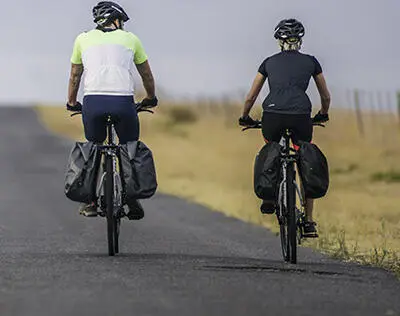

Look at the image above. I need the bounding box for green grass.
[166,105,199,124]
[331,163,359,175]
[371,170,400,183]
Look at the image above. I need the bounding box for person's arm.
[132,35,157,104]
[67,63,84,106]
[67,34,84,107]
[313,73,331,115]
[136,61,155,99]
[242,73,266,117]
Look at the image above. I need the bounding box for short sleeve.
[258,59,268,77]
[70,34,83,64]
[133,35,148,65]
[311,56,322,76]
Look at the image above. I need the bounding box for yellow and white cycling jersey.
[71,29,148,96]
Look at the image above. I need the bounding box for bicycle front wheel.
[105,154,115,256]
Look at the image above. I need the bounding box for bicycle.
[69,104,153,256]
[243,121,324,264]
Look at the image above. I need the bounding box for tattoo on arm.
[68,64,83,105]
[136,61,155,98]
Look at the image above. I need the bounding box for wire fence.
[164,87,400,138]
[337,89,400,137]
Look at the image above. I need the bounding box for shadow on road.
[13,251,380,281]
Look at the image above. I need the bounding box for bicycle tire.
[278,166,290,262]
[286,162,297,264]
[114,218,120,254]
[113,172,123,254]
[105,154,115,256]
[280,219,290,262]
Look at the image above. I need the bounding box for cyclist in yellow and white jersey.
[66,1,158,219]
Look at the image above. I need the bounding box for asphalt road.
[0,108,398,316]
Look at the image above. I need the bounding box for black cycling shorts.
[262,112,312,143]
[82,95,139,144]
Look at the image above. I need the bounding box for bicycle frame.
[92,117,124,256]
[276,131,305,222]
[242,120,323,264]
[67,104,154,256]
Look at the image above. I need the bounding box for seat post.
[283,129,291,154]
[106,116,114,145]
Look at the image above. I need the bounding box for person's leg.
[82,95,107,143]
[303,199,318,237]
[261,112,284,143]
[110,96,143,219]
[260,113,284,214]
[79,96,107,217]
[290,115,318,236]
[112,96,139,144]
[305,198,314,221]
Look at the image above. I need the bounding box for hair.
[96,18,124,31]
[278,38,302,51]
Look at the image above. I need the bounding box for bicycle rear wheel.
[105,154,115,256]
[286,162,297,264]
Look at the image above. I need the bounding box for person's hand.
[140,96,158,108]
[238,115,258,126]
[66,101,82,112]
[312,110,329,123]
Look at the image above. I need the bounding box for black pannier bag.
[65,142,100,203]
[120,141,157,201]
[253,142,282,200]
[297,141,329,199]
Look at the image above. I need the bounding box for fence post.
[346,89,353,108]
[354,89,364,136]
[368,91,376,124]
[397,91,400,126]
[386,91,393,113]
[377,91,383,113]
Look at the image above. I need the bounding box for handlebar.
[241,121,262,131]
[68,102,154,117]
[70,111,82,117]
[241,121,325,131]
[135,102,155,114]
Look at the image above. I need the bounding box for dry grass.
[36,103,400,275]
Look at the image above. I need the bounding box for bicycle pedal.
[116,209,126,219]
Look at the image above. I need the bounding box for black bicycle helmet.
[274,19,305,40]
[93,1,130,27]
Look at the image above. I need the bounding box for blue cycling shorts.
[82,95,139,144]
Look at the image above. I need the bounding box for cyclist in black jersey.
[239,19,331,237]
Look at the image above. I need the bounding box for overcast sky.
[1,0,399,104]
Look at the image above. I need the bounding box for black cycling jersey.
[258,51,322,115]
